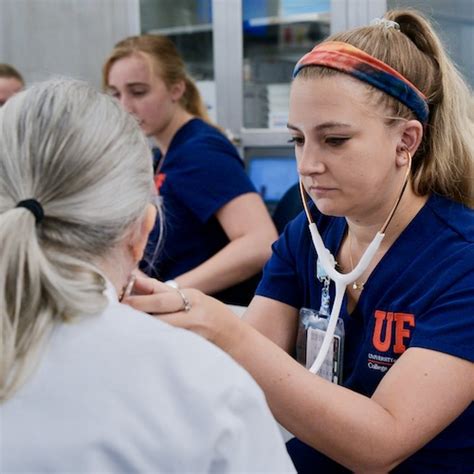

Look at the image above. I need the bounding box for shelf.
[248,12,330,28]
[146,12,330,35]
[147,23,212,35]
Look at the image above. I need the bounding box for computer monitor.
[245,148,299,212]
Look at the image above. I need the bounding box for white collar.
[103,277,120,303]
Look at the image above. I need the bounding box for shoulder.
[55,302,273,438]
[175,119,241,161]
[105,302,264,393]
[107,305,296,470]
[427,194,474,243]
[4,303,292,472]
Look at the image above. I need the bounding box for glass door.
[140,0,216,120]
[242,1,331,130]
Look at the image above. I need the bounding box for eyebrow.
[287,121,352,131]
[107,82,148,90]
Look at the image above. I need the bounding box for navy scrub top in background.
[256,194,474,473]
[141,118,259,305]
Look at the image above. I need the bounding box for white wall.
[0,0,140,88]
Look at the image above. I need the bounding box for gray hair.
[0,79,156,401]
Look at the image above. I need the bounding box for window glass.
[242,0,331,129]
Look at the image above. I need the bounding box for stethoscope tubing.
[300,152,412,375]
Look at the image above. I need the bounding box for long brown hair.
[103,34,211,123]
[297,9,473,207]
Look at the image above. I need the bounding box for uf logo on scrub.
[154,173,166,191]
[372,310,415,354]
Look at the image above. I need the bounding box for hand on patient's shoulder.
[124,276,243,349]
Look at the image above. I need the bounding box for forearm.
[228,323,411,472]
[126,283,471,471]
[174,233,273,294]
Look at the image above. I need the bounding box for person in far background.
[0,63,24,106]
[103,35,278,306]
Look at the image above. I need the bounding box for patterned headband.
[293,41,429,124]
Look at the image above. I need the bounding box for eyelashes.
[288,136,351,147]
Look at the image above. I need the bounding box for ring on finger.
[176,288,192,312]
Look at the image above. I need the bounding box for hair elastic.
[16,199,44,223]
[370,18,400,30]
[293,41,429,124]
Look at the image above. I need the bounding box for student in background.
[0,63,24,106]
[126,9,474,472]
[103,35,277,305]
[0,78,295,473]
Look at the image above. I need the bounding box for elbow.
[254,229,277,265]
[346,449,408,473]
[260,223,279,251]
[237,235,274,277]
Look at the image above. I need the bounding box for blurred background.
[1,0,472,211]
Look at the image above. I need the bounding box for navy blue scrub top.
[141,118,257,304]
[257,194,474,473]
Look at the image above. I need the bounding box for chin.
[313,199,346,218]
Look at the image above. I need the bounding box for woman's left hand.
[123,276,244,350]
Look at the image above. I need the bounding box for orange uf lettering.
[372,310,393,352]
[154,173,166,191]
[393,312,415,354]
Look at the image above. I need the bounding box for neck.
[154,108,194,155]
[347,184,428,250]
[97,252,134,300]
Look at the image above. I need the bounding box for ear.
[130,203,157,262]
[170,80,186,102]
[395,119,423,167]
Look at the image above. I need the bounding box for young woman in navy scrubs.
[103,35,277,305]
[126,10,473,473]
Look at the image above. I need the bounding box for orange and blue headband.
[293,41,429,124]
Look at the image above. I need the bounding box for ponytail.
[302,9,473,207]
[386,10,474,207]
[0,210,107,401]
[181,76,211,122]
[0,79,155,401]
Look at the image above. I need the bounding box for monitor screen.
[246,155,299,205]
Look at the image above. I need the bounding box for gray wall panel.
[0,0,139,88]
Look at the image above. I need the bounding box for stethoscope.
[299,152,411,375]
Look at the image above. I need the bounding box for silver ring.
[176,288,192,312]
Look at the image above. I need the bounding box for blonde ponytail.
[386,10,474,207]
[299,9,473,207]
[181,76,211,122]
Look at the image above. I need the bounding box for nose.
[296,144,326,177]
[119,94,135,115]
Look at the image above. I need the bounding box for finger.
[132,276,170,296]
[125,289,188,314]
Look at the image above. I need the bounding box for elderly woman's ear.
[129,203,157,262]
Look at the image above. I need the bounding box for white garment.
[1,285,295,473]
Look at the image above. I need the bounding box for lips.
[309,185,337,192]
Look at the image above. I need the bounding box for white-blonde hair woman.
[0,79,295,473]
